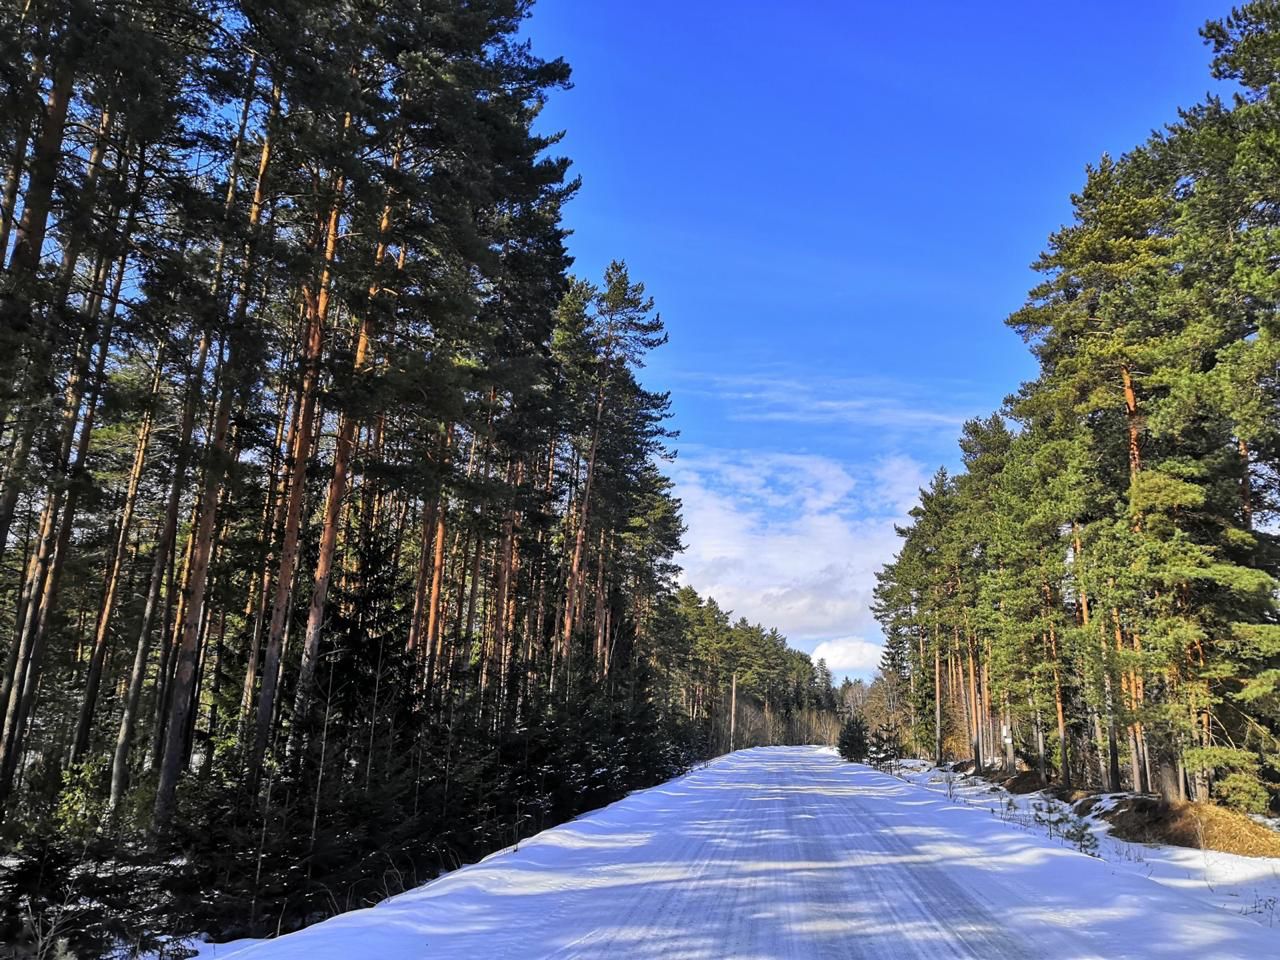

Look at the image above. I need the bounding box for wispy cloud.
[674,370,974,432]
[657,363,957,679]
[667,447,928,677]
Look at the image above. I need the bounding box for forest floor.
[180,746,1279,959]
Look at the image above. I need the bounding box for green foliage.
[1063,816,1100,857]
[1213,773,1272,815]
[0,0,835,953]
[1185,747,1272,813]
[867,726,903,772]
[871,2,1280,815]
[838,715,869,762]
[661,586,840,751]
[53,758,110,844]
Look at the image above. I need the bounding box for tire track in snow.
[213,746,1279,960]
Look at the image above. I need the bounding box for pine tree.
[873,4,1280,812]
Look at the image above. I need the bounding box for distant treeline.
[873,4,1280,815]
[668,587,841,752]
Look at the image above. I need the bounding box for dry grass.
[1098,796,1280,859]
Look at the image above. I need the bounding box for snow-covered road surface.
[207,746,1277,959]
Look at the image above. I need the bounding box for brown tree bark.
[483,463,517,699]
[0,114,32,261]
[933,634,942,763]
[1239,437,1252,530]
[407,498,438,656]
[0,233,124,800]
[1074,525,1121,791]
[1120,363,1142,482]
[562,384,606,654]
[290,152,398,746]
[70,351,161,765]
[249,126,347,789]
[238,379,294,738]
[966,637,982,772]
[2,58,72,308]
[155,86,281,825]
[152,352,238,829]
[1047,622,1070,789]
[0,61,77,562]
[108,328,211,812]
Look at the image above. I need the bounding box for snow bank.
[178,746,1279,959]
[895,760,1280,929]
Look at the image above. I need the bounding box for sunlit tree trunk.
[290,153,397,746]
[248,104,347,790]
[1046,622,1070,789]
[0,60,75,561]
[562,385,605,653]
[70,352,161,765]
[109,329,211,813]
[158,87,281,824]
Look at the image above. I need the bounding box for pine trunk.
[290,160,396,742]
[108,328,211,811]
[251,105,339,792]
[70,354,161,765]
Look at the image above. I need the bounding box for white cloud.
[668,447,927,650]
[811,637,884,673]
[870,454,932,516]
[676,371,972,433]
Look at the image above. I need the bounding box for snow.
[894,758,1280,930]
[184,939,263,958]
[183,746,1279,959]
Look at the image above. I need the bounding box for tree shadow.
[219,747,1275,960]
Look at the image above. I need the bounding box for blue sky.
[522,1,1230,678]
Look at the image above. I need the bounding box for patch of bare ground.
[1045,784,1093,803]
[986,766,1086,800]
[1085,795,1280,859]
[991,769,1050,795]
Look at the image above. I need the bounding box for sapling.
[1063,816,1099,856]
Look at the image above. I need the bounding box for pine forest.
[0,1,838,952]
[871,7,1280,818]
[4,1,1280,958]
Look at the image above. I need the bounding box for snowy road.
[210,746,1277,959]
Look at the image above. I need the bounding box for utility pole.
[730,671,737,752]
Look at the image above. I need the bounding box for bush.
[868,726,903,773]
[1062,816,1099,856]
[837,716,869,762]
[1213,772,1271,815]
[1184,746,1273,815]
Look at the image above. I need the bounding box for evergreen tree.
[0,2,839,952]
[873,4,1280,814]
[838,715,869,763]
